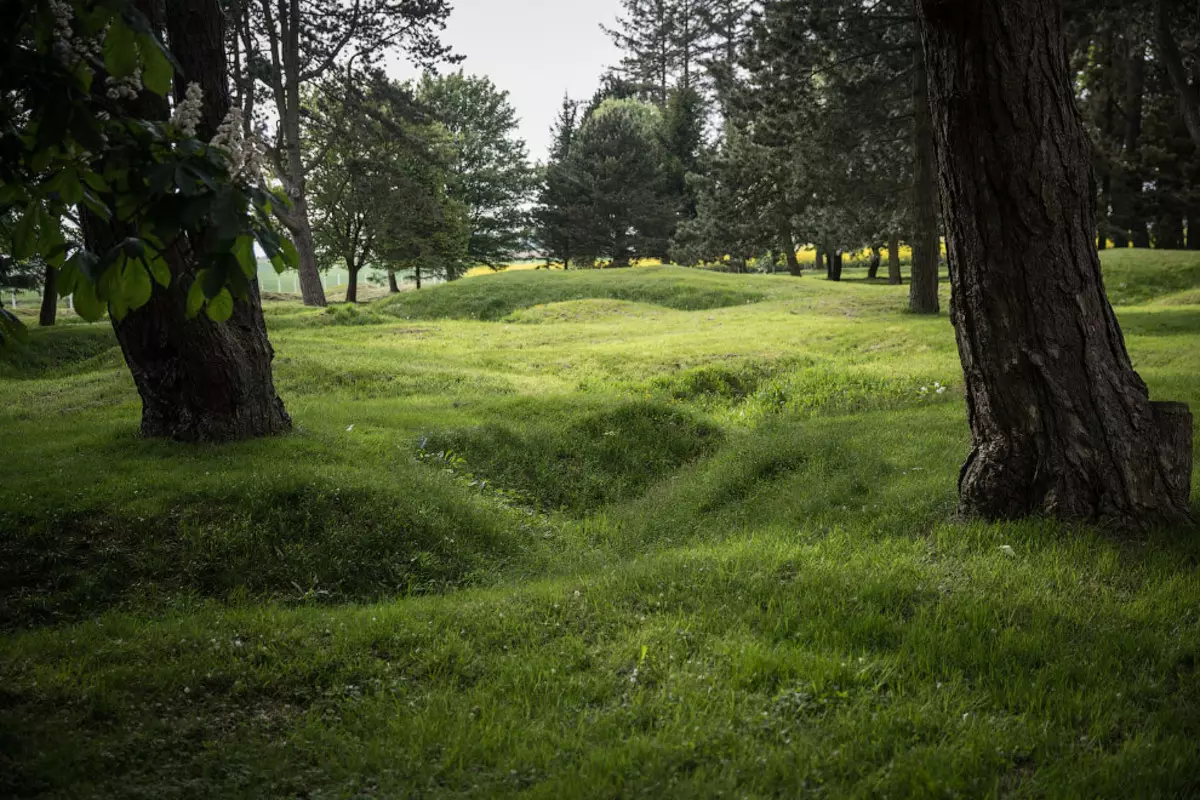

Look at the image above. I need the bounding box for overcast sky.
[390,0,624,162]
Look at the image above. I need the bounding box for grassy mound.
[379,266,768,321]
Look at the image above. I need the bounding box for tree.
[229,0,454,307]
[569,99,675,266]
[416,72,536,272]
[533,96,588,269]
[915,0,1192,526]
[2,0,299,440]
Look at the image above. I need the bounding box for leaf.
[280,236,300,269]
[138,34,172,97]
[205,288,234,323]
[103,18,139,79]
[73,277,107,322]
[233,235,257,278]
[145,252,171,288]
[13,204,39,261]
[123,257,153,310]
[186,274,207,318]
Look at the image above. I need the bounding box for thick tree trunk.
[345,262,359,304]
[868,247,881,279]
[888,235,902,284]
[39,263,57,327]
[910,38,941,314]
[94,0,291,442]
[916,0,1192,527]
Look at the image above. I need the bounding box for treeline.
[532,0,1200,313]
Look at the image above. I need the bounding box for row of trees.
[305,72,534,302]
[530,0,1200,315]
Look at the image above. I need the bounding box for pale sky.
[390,0,624,162]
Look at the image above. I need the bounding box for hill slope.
[1,251,1198,798]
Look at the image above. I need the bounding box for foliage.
[0,0,297,342]
[416,72,536,271]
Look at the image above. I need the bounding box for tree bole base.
[958,401,1194,529]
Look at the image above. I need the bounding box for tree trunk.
[345,262,359,304]
[910,37,941,314]
[888,235,902,284]
[786,245,801,277]
[916,0,1192,527]
[1156,0,1200,150]
[93,0,291,442]
[868,247,881,279]
[388,269,399,293]
[39,263,57,327]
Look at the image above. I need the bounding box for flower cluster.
[210,107,246,174]
[49,0,102,67]
[105,72,143,101]
[170,83,204,138]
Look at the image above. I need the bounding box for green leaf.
[73,278,107,322]
[145,252,171,288]
[138,34,172,96]
[123,257,153,310]
[103,19,139,79]
[186,274,207,318]
[280,236,300,269]
[205,288,234,323]
[233,235,257,278]
[13,204,39,261]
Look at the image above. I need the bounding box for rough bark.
[887,235,902,284]
[98,0,291,442]
[910,36,941,314]
[916,0,1193,527]
[39,263,57,327]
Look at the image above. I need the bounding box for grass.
[1,252,1199,798]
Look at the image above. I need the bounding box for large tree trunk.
[345,262,359,304]
[887,235,902,285]
[96,0,291,442]
[1115,38,1150,249]
[916,0,1192,527]
[39,263,57,327]
[910,37,941,314]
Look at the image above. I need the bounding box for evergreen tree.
[533,96,588,269]
[570,99,675,266]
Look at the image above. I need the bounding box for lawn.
[1,251,1199,798]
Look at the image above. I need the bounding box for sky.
[390,0,624,162]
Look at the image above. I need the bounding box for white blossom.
[210,107,246,175]
[171,82,204,138]
[105,72,143,101]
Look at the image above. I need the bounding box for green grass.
[1,252,1199,798]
